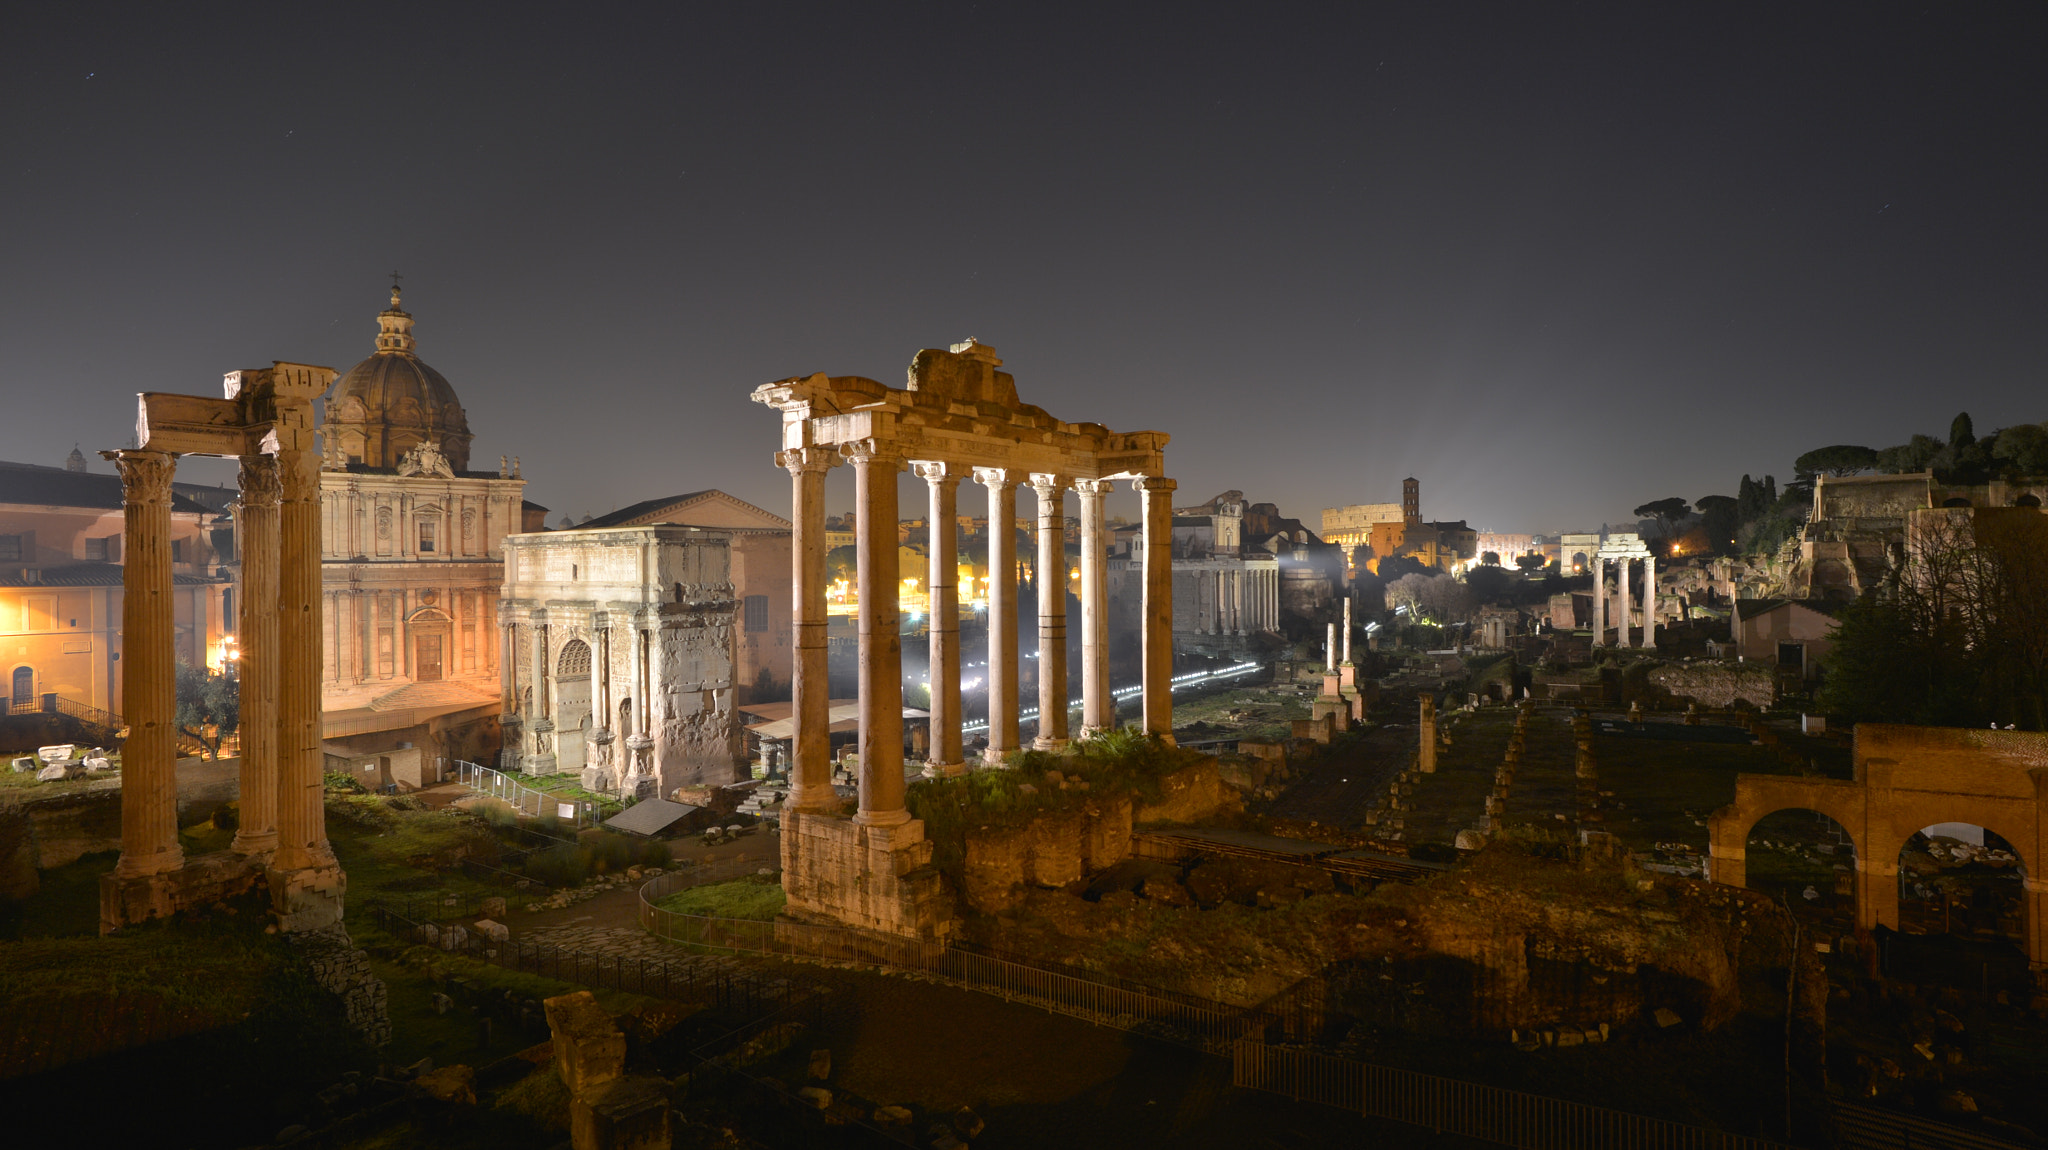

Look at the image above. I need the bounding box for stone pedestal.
[780,809,953,940]
[266,857,348,933]
[99,850,260,935]
[1311,672,1348,732]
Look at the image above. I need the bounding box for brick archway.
[1708,724,2048,973]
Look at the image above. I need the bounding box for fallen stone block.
[413,1064,476,1105]
[474,918,510,943]
[798,1086,832,1109]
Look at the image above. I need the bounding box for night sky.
[4,4,2043,534]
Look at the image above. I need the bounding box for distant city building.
[0,458,229,722]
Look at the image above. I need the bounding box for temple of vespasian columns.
[753,339,1174,939]
[98,363,346,934]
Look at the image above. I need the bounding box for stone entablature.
[1708,724,2048,973]
[754,339,1174,940]
[499,526,743,796]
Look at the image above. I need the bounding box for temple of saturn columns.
[752,339,1173,939]
[99,363,346,934]
[1590,532,1657,651]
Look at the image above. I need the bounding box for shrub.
[523,843,588,887]
[322,771,365,795]
[632,839,672,869]
[475,798,520,831]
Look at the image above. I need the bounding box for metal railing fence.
[452,759,604,827]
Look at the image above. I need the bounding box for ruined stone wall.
[1135,760,1232,825]
[1646,663,1775,710]
[961,795,1134,914]
[290,922,392,1045]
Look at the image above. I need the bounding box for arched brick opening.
[1891,821,2030,947]
[1740,808,1861,923]
[1710,725,2048,975]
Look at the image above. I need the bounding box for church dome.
[323,285,474,471]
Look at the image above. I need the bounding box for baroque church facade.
[310,288,529,771]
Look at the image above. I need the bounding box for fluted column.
[1138,476,1177,743]
[272,450,332,871]
[848,441,907,825]
[1618,558,1634,648]
[1592,556,1608,646]
[231,454,280,856]
[916,462,964,776]
[780,447,838,806]
[1643,554,1657,652]
[109,450,182,878]
[1031,474,1069,751]
[1076,477,1113,736]
[976,468,1019,763]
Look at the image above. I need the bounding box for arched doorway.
[554,639,592,775]
[1887,823,2031,988]
[10,666,33,712]
[1743,809,1860,937]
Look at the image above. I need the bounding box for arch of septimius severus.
[99,364,345,934]
[753,339,1173,939]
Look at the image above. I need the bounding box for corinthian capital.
[840,439,901,469]
[237,454,282,504]
[107,450,177,505]
[1133,475,1178,496]
[1072,477,1116,496]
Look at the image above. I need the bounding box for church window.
[745,595,769,633]
[171,540,187,563]
[419,521,437,553]
[0,535,23,561]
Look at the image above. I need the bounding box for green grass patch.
[653,875,786,921]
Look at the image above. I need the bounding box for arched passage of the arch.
[1739,807,1861,921]
[1890,821,2030,947]
[553,639,594,775]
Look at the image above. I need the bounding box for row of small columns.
[107,449,332,879]
[781,443,1175,823]
[1590,553,1657,649]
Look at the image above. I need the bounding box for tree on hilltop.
[1793,444,1878,479]
[1632,497,1690,542]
